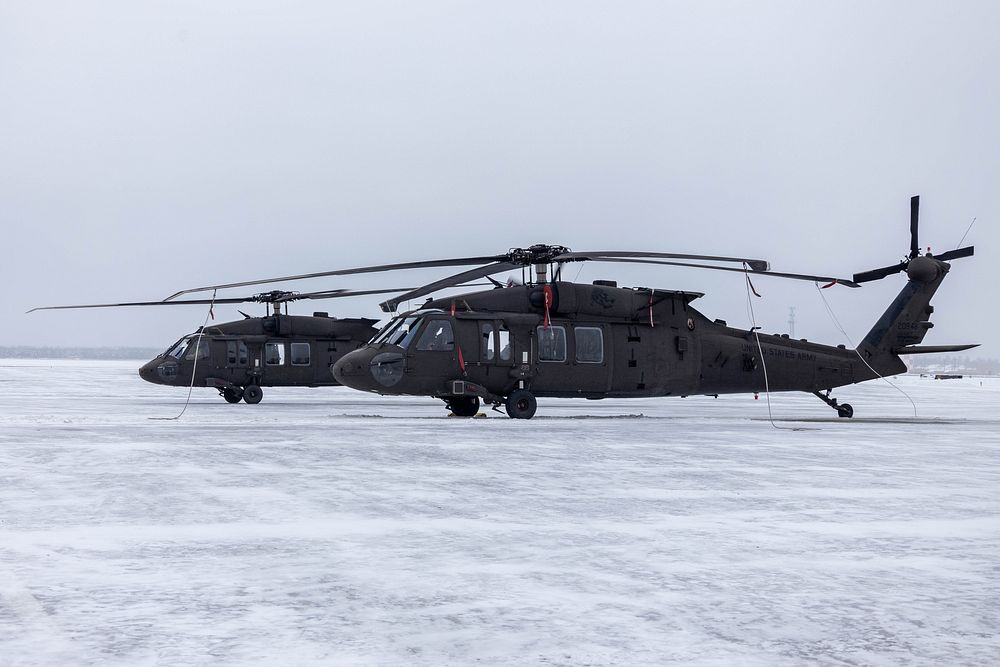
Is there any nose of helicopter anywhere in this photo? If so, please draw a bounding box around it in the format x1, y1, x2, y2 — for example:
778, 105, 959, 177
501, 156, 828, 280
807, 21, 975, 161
138, 357, 177, 386
333, 347, 407, 393
332, 349, 377, 392
138, 359, 160, 384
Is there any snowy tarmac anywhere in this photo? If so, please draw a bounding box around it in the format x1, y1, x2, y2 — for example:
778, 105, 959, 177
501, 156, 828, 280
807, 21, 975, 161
1, 359, 998, 665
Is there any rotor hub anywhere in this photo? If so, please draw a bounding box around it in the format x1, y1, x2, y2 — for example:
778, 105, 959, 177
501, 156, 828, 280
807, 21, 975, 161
906, 256, 940, 283
507, 245, 572, 266
252, 290, 298, 303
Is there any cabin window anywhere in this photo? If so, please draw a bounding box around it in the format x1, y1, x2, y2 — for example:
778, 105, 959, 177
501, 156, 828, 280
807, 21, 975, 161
499, 326, 512, 361
416, 320, 454, 351
481, 322, 495, 361
290, 342, 311, 366
536, 326, 567, 362
575, 327, 604, 364
226, 341, 248, 366
183, 335, 210, 361
265, 342, 285, 365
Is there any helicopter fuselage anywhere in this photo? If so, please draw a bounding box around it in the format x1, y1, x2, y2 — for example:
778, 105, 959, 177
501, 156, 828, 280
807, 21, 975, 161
332, 281, 887, 408
139, 313, 379, 403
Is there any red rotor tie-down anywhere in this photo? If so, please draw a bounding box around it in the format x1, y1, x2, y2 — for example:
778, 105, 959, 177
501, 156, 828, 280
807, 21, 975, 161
543, 285, 553, 328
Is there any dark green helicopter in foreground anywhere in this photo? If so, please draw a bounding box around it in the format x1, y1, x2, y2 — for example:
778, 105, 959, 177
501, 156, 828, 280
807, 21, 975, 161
29, 288, 402, 404
176, 197, 977, 419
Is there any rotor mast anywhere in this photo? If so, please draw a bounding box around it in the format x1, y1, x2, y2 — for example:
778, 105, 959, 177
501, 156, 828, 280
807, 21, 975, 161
534, 263, 548, 285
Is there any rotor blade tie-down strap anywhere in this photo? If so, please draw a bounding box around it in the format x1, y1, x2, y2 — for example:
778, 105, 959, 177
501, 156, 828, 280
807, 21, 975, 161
543, 285, 553, 328
821, 279, 837, 289
649, 292, 654, 327
450, 301, 467, 374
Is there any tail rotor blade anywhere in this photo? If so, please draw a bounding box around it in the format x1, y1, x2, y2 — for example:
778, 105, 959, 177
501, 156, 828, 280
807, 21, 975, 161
933, 245, 975, 262
853, 263, 907, 284
910, 195, 920, 259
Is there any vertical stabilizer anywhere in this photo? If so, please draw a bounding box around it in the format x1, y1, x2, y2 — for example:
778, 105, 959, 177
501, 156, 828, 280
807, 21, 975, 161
856, 256, 950, 373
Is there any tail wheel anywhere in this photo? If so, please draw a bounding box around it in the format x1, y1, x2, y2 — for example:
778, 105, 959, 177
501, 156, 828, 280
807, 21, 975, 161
447, 396, 480, 417
243, 384, 263, 405
505, 389, 537, 419
222, 386, 243, 404
837, 403, 854, 418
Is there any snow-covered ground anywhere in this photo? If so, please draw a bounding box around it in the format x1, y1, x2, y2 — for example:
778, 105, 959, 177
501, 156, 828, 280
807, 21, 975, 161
1, 359, 998, 666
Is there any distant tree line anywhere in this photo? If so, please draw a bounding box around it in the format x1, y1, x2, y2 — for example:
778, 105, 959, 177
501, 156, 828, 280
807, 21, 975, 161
907, 355, 1000, 376
0, 347, 161, 360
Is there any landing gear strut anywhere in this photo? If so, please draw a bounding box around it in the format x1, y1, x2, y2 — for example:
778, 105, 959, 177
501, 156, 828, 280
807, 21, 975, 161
813, 390, 853, 418
446, 396, 480, 417
222, 386, 243, 403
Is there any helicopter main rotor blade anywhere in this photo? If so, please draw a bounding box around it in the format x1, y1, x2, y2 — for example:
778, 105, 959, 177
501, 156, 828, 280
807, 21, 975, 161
379, 262, 521, 312
164, 255, 508, 300
27, 287, 419, 313
909, 195, 920, 259
598, 258, 861, 287
27, 296, 267, 312
555, 251, 770, 273
288, 287, 417, 301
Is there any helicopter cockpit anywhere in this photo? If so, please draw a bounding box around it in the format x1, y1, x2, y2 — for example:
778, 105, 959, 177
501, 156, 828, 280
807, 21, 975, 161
369, 311, 454, 351
335, 310, 460, 392
164, 334, 211, 361
139, 334, 211, 385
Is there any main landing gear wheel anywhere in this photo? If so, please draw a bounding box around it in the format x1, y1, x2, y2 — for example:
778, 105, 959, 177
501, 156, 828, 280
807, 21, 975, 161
243, 384, 263, 405
505, 389, 537, 419
837, 403, 854, 419
222, 386, 243, 404
447, 396, 480, 417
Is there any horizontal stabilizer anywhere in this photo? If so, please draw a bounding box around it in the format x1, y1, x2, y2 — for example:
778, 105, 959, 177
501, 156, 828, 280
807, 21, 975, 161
892, 344, 980, 355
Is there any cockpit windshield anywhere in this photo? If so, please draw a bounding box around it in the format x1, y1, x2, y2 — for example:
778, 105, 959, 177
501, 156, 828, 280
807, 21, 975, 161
371, 319, 404, 345
389, 316, 424, 347
371, 315, 426, 347
166, 334, 209, 360
165, 337, 188, 358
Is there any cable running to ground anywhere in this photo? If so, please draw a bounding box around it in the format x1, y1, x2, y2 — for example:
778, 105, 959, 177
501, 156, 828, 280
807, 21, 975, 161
813, 282, 917, 417
150, 290, 218, 421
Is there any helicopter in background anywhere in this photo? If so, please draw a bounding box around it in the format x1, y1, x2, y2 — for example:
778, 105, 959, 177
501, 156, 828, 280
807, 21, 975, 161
29, 288, 402, 404
232, 196, 974, 419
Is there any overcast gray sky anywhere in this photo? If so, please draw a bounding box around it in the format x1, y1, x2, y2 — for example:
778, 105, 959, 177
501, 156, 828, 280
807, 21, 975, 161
2, 1, 997, 357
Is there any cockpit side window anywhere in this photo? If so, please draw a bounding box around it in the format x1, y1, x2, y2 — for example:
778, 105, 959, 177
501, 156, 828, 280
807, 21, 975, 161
415, 320, 454, 351
167, 334, 211, 361
180, 335, 210, 361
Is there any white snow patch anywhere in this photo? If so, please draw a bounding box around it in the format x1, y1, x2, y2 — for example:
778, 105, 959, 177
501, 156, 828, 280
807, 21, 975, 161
1, 360, 998, 665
